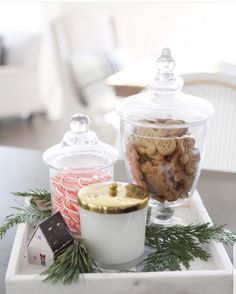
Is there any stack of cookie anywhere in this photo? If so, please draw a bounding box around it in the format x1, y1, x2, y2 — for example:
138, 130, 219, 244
126, 119, 201, 202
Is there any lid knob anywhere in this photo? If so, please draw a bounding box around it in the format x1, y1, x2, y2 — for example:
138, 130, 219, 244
156, 48, 175, 74
70, 114, 90, 133
109, 182, 118, 197
149, 48, 183, 93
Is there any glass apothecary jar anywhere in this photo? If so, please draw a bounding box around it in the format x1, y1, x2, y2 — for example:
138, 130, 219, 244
78, 182, 148, 269
43, 114, 118, 236
116, 48, 214, 224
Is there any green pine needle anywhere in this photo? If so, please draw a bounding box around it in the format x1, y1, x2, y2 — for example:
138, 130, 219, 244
41, 240, 97, 284
0, 203, 50, 239
12, 189, 51, 201
0, 189, 51, 239
144, 223, 236, 272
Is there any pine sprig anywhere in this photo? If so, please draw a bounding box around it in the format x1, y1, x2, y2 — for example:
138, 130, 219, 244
0, 204, 50, 239
144, 223, 236, 272
41, 240, 97, 284
12, 189, 51, 201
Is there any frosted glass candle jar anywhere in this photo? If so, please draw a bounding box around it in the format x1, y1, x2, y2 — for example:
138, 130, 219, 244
78, 182, 148, 270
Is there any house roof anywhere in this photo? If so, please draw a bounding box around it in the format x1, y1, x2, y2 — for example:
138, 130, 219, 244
38, 211, 74, 253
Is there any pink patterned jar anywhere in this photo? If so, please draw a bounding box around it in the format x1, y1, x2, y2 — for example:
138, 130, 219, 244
43, 114, 118, 237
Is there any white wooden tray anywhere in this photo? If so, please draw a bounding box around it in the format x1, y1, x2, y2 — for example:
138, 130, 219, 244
5, 192, 232, 294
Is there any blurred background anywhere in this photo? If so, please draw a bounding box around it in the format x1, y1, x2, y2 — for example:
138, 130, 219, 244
0, 1, 235, 253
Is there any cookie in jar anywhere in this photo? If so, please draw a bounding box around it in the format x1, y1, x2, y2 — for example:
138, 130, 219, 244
126, 119, 201, 202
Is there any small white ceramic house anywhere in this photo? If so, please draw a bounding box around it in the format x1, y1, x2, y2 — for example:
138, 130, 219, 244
27, 211, 74, 267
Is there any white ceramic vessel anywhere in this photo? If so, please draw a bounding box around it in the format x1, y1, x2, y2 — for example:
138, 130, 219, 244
78, 182, 148, 269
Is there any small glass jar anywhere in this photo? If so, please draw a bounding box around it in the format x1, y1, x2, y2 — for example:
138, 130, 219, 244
116, 48, 214, 223
78, 182, 148, 270
43, 114, 118, 237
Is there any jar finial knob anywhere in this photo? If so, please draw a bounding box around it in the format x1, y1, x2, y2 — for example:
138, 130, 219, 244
70, 113, 90, 133
109, 182, 118, 197
156, 48, 175, 74
149, 48, 183, 93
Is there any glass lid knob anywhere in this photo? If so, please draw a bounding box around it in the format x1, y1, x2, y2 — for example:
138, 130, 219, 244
62, 113, 98, 146
156, 48, 175, 79
150, 47, 183, 93
70, 114, 90, 133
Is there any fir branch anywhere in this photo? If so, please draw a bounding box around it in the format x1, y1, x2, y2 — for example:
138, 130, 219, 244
41, 240, 97, 284
13, 189, 51, 212
145, 223, 236, 247
0, 203, 50, 239
12, 189, 51, 201
144, 223, 236, 272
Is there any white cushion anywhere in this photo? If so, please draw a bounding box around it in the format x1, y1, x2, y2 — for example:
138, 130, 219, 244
70, 50, 125, 110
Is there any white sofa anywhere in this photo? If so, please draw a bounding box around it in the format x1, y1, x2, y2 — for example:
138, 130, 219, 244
0, 32, 43, 119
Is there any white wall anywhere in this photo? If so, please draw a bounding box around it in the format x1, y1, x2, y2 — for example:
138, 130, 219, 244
1, 2, 235, 67
0, 3, 44, 33
60, 2, 236, 67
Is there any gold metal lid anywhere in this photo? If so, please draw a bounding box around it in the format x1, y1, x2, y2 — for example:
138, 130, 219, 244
78, 182, 148, 214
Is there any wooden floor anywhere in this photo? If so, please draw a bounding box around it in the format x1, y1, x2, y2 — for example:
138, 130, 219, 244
0, 114, 235, 258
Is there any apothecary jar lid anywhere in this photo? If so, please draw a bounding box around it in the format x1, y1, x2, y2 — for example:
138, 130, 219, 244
78, 182, 148, 214
43, 114, 118, 171
116, 48, 214, 128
